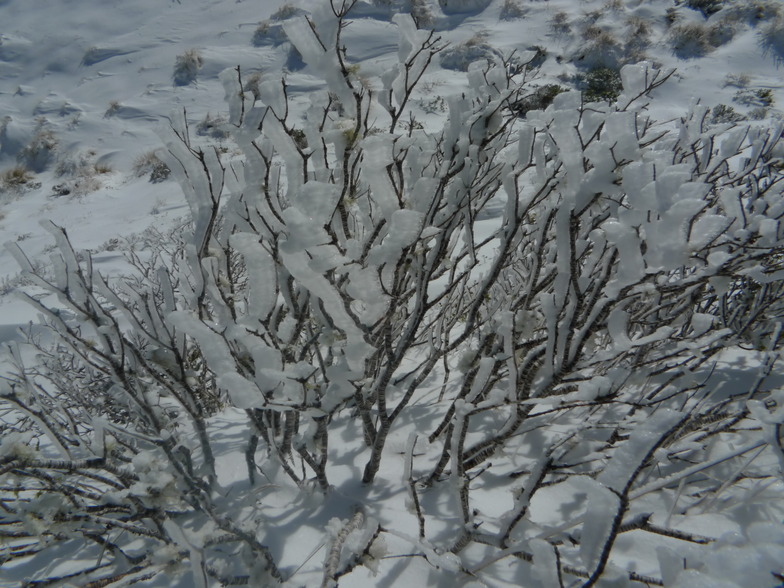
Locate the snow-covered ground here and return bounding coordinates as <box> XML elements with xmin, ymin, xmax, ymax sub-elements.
<box><xmin>1</xmin><ymin>0</ymin><xmax>784</xmax><ymax>586</ymax></box>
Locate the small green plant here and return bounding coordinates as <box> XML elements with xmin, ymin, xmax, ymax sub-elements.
<box><xmin>581</xmin><ymin>66</ymin><xmax>623</xmax><ymax>103</ymax></box>
<box><xmin>734</xmin><ymin>88</ymin><xmax>775</xmax><ymax>108</ymax></box>
<box><xmin>133</xmin><ymin>151</ymin><xmax>171</xmax><ymax>183</ymax></box>
<box><xmin>173</xmin><ymin>49</ymin><xmax>203</xmax><ymax>86</ymax></box>
<box><xmin>512</xmin><ymin>84</ymin><xmax>566</xmax><ymax>116</ymax></box>
<box><xmin>710</xmin><ymin>103</ymin><xmax>747</xmax><ymax>124</ymax></box>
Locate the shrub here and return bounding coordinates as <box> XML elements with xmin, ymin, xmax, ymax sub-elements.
<box><xmin>759</xmin><ymin>16</ymin><xmax>784</xmax><ymax>64</ymax></box>
<box><xmin>734</xmin><ymin>87</ymin><xmax>775</xmax><ymax>108</ymax></box>
<box><xmin>410</xmin><ymin>0</ymin><xmax>434</xmax><ymax>28</ymax></box>
<box><xmin>104</xmin><ymin>99</ymin><xmax>121</xmax><ymax>118</ymax></box>
<box><xmin>581</xmin><ymin>66</ymin><xmax>623</xmax><ymax>102</ymax></box>
<box><xmin>196</xmin><ymin>112</ymin><xmax>230</xmax><ymax>140</ymax></box>
<box><xmin>173</xmin><ymin>48</ymin><xmax>203</xmax><ymax>86</ymax></box>
<box><xmin>578</xmin><ymin>28</ymin><xmax>624</xmax><ymax>68</ymax></box>
<box><xmin>710</xmin><ymin>103</ymin><xmax>747</xmax><ymax>124</ymax></box>
<box><xmin>707</xmin><ymin>20</ymin><xmax>736</xmax><ymax>46</ymax></box>
<box><xmin>132</xmin><ymin>150</ymin><xmax>171</xmax><ymax>183</ymax></box>
<box><xmin>685</xmin><ymin>0</ymin><xmax>724</xmax><ymax>18</ymax></box>
<box><xmin>511</xmin><ymin>83</ymin><xmax>566</xmax><ymax>116</ymax></box>
<box><xmin>670</xmin><ymin>22</ymin><xmax>712</xmax><ymax>58</ymax></box>
<box><xmin>16</xmin><ymin>119</ymin><xmax>58</xmax><ymax>172</ymax></box>
<box><xmin>440</xmin><ymin>33</ymin><xmax>499</xmax><ymax>71</ymax></box>
<box><xmin>3</xmin><ymin>9</ymin><xmax>784</xmax><ymax>588</ymax></box>
<box><xmin>243</xmin><ymin>72</ymin><xmax>262</xmax><ymax>100</ymax></box>
<box><xmin>550</xmin><ymin>10</ymin><xmax>571</xmax><ymax>35</ymax></box>
<box><xmin>52</xmin><ymin>150</ymin><xmax>110</xmax><ymax>196</ymax></box>
<box><xmin>724</xmin><ymin>72</ymin><xmax>751</xmax><ymax>87</ymax></box>
<box><xmin>0</xmin><ymin>165</ymin><xmax>38</xmax><ymax>194</ymax></box>
<box><xmin>499</xmin><ymin>0</ymin><xmax>525</xmax><ymax>21</ymax></box>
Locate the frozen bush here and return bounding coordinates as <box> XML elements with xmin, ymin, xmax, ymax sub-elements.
<box><xmin>243</xmin><ymin>72</ymin><xmax>262</xmax><ymax>100</ymax></box>
<box><xmin>710</xmin><ymin>103</ymin><xmax>747</xmax><ymax>124</ymax></box>
<box><xmin>550</xmin><ymin>10</ymin><xmax>571</xmax><ymax>35</ymax></box>
<box><xmin>0</xmin><ymin>165</ymin><xmax>39</xmax><ymax>195</ymax></box>
<box><xmin>685</xmin><ymin>0</ymin><xmax>724</xmax><ymax>18</ymax></box>
<box><xmin>3</xmin><ymin>8</ymin><xmax>784</xmax><ymax>588</ymax></box>
<box><xmin>440</xmin><ymin>33</ymin><xmax>499</xmax><ymax>71</ymax></box>
<box><xmin>410</xmin><ymin>0</ymin><xmax>434</xmax><ymax>28</ymax></box>
<box><xmin>196</xmin><ymin>112</ymin><xmax>230</xmax><ymax>140</ymax></box>
<box><xmin>173</xmin><ymin>48</ymin><xmax>203</xmax><ymax>86</ymax></box>
<box><xmin>53</xmin><ymin>150</ymin><xmax>111</xmax><ymax>196</ymax></box>
<box><xmin>132</xmin><ymin>150</ymin><xmax>171</xmax><ymax>183</ymax></box>
<box><xmin>437</xmin><ymin>0</ymin><xmax>491</xmax><ymax>15</ymax></box>
<box><xmin>499</xmin><ymin>0</ymin><xmax>525</xmax><ymax>20</ymax></box>
<box><xmin>16</xmin><ymin>119</ymin><xmax>58</xmax><ymax>172</ymax></box>
<box><xmin>577</xmin><ymin>28</ymin><xmax>624</xmax><ymax>68</ymax></box>
<box><xmin>759</xmin><ymin>16</ymin><xmax>784</xmax><ymax>63</ymax></box>
<box><xmin>708</xmin><ymin>20</ymin><xmax>736</xmax><ymax>46</ymax></box>
<box><xmin>734</xmin><ymin>87</ymin><xmax>775</xmax><ymax>108</ymax></box>
<box><xmin>511</xmin><ymin>83</ymin><xmax>565</xmax><ymax>116</ymax></box>
<box><xmin>670</xmin><ymin>22</ymin><xmax>712</xmax><ymax>58</ymax></box>
<box><xmin>724</xmin><ymin>72</ymin><xmax>751</xmax><ymax>87</ymax></box>
<box><xmin>581</xmin><ymin>65</ymin><xmax>623</xmax><ymax>102</ymax></box>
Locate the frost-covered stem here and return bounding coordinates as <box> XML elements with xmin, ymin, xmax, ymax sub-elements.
<box><xmin>322</xmin><ymin>509</ymin><xmax>365</xmax><ymax>588</ymax></box>
<box><xmin>500</xmin><ymin>453</ymin><xmax>552</xmax><ymax>548</ymax></box>
<box><xmin>582</xmin><ymin>417</ymin><xmax>687</xmax><ymax>587</ymax></box>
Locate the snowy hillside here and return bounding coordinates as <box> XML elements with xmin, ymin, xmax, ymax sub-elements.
<box><xmin>1</xmin><ymin>0</ymin><xmax>784</xmax><ymax>586</ymax></box>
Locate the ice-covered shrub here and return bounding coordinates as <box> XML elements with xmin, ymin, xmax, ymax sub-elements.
<box><xmin>16</xmin><ymin>119</ymin><xmax>58</xmax><ymax>172</ymax></box>
<box><xmin>670</xmin><ymin>22</ymin><xmax>712</xmax><ymax>58</ymax></box>
<box><xmin>511</xmin><ymin>83</ymin><xmax>565</xmax><ymax>116</ymax></box>
<box><xmin>410</xmin><ymin>0</ymin><xmax>434</xmax><ymax>28</ymax></box>
<box><xmin>550</xmin><ymin>10</ymin><xmax>571</xmax><ymax>35</ymax></box>
<box><xmin>0</xmin><ymin>165</ymin><xmax>38</xmax><ymax>195</ymax></box>
<box><xmin>440</xmin><ymin>33</ymin><xmax>499</xmax><ymax>71</ymax></box>
<box><xmin>498</xmin><ymin>0</ymin><xmax>525</xmax><ymax>21</ymax></box>
<box><xmin>685</xmin><ymin>0</ymin><xmax>724</xmax><ymax>18</ymax></box>
<box><xmin>437</xmin><ymin>0</ymin><xmax>491</xmax><ymax>15</ymax></box>
<box><xmin>243</xmin><ymin>71</ymin><xmax>262</xmax><ymax>100</ymax></box>
<box><xmin>580</xmin><ymin>65</ymin><xmax>623</xmax><ymax>102</ymax></box>
<box><xmin>710</xmin><ymin>103</ymin><xmax>747</xmax><ymax>124</ymax></box>
<box><xmin>3</xmin><ymin>5</ymin><xmax>784</xmax><ymax>587</ymax></box>
<box><xmin>577</xmin><ymin>28</ymin><xmax>624</xmax><ymax>68</ymax></box>
<box><xmin>252</xmin><ymin>4</ymin><xmax>306</xmax><ymax>46</ymax></box>
<box><xmin>760</xmin><ymin>16</ymin><xmax>784</xmax><ymax>63</ymax></box>
<box><xmin>196</xmin><ymin>112</ymin><xmax>230</xmax><ymax>140</ymax></box>
<box><xmin>724</xmin><ymin>72</ymin><xmax>751</xmax><ymax>87</ymax></box>
<box><xmin>52</xmin><ymin>150</ymin><xmax>111</xmax><ymax>197</ymax></box>
<box><xmin>734</xmin><ymin>87</ymin><xmax>775</xmax><ymax>108</ymax></box>
<box><xmin>132</xmin><ymin>150</ymin><xmax>171</xmax><ymax>183</ymax></box>
<box><xmin>173</xmin><ymin>48</ymin><xmax>203</xmax><ymax>86</ymax></box>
